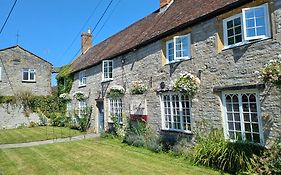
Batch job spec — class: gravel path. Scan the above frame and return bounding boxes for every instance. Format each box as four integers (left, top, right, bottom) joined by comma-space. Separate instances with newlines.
0, 133, 100, 149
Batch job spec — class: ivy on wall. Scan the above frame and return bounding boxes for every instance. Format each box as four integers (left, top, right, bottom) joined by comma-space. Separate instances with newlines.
56, 64, 74, 95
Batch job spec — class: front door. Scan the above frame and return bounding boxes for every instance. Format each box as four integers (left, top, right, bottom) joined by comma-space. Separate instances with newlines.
97, 100, 104, 133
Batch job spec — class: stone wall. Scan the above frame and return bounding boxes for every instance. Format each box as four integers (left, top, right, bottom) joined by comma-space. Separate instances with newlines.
0, 104, 40, 129
69, 0, 281, 145
0, 46, 52, 96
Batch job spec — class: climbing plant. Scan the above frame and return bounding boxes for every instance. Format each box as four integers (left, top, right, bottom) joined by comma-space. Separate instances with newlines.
56, 64, 74, 95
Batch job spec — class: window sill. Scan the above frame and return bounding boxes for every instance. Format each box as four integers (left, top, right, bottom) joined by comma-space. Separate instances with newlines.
101, 79, 113, 83
22, 80, 36, 83
165, 58, 191, 65
222, 37, 271, 51
78, 84, 86, 88
161, 128, 192, 134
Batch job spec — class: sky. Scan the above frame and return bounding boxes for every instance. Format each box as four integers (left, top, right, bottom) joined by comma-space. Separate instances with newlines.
0, 0, 159, 85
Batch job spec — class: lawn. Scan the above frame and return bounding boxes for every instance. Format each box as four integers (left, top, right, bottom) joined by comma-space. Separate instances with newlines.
0, 138, 222, 175
0, 127, 82, 144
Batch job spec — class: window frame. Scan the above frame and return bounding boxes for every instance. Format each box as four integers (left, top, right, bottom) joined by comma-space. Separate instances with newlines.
223, 14, 247, 48
102, 60, 113, 82
222, 3, 271, 49
242, 3, 271, 41
79, 70, 87, 87
78, 100, 87, 118
108, 97, 123, 124
160, 92, 192, 133
222, 90, 264, 145
165, 34, 191, 64
22, 68, 36, 82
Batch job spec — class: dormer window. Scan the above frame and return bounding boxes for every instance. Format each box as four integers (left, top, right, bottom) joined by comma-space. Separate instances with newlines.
22, 68, 36, 82
166, 34, 191, 64
223, 3, 270, 48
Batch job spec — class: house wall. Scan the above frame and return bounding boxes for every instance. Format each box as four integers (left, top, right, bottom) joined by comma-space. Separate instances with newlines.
0, 46, 52, 96
70, 0, 281, 145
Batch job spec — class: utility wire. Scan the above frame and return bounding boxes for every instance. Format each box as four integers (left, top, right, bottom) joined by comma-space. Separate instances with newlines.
0, 0, 18, 35
70, 0, 114, 62
0, 0, 19, 95
94, 0, 121, 40
59, 0, 103, 63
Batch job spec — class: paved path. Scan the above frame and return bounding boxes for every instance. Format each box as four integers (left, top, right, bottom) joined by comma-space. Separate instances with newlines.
0, 133, 100, 149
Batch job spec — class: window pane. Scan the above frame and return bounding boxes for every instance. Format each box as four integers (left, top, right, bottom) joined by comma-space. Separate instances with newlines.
30, 72, 35, 80
228, 37, 235, 45
253, 134, 260, 143
234, 18, 241, 26
23, 72, 28, 80
256, 17, 265, 27
255, 7, 264, 17
245, 10, 254, 18
235, 35, 242, 43
227, 21, 233, 28
257, 27, 266, 36
246, 19, 255, 28
247, 28, 256, 37
227, 29, 234, 36
228, 122, 234, 130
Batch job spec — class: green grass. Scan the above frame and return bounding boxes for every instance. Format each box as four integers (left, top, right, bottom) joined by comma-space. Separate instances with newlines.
0, 138, 222, 175
0, 127, 82, 144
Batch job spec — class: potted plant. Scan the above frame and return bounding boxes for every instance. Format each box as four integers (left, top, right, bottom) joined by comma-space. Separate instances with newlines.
130, 81, 148, 95
107, 85, 125, 98
72, 91, 85, 101
261, 60, 281, 89
173, 72, 200, 97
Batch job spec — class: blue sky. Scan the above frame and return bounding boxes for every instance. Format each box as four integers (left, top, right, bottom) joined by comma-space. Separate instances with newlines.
0, 0, 159, 85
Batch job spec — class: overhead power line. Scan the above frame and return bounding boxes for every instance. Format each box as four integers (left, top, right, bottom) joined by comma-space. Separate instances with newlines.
0, 0, 19, 95
70, 0, 114, 62
0, 0, 18, 35
59, 0, 103, 63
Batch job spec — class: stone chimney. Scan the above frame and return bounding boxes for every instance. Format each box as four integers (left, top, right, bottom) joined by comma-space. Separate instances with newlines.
81, 28, 92, 54
160, 0, 173, 9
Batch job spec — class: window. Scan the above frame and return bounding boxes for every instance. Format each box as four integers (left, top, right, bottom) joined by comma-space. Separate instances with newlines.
78, 101, 87, 117
22, 68, 36, 82
160, 93, 192, 132
166, 34, 191, 63
223, 3, 270, 48
109, 98, 123, 123
79, 70, 86, 87
222, 91, 263, 144
102, 60, 113, 81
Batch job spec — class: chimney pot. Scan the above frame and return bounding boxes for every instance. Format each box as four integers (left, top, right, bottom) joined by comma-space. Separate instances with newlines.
81, 28, 92, 54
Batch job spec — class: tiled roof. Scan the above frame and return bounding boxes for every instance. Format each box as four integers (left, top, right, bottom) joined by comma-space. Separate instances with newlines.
71, 0, 251, 73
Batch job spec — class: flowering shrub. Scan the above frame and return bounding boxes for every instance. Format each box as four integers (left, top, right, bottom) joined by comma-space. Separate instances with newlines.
107, 85, 125, 98
261, 60, 281, 88
130, 81, 148, 95
73, 91, 85, 101
173, 72, 200, 97
59, 93, 71, 101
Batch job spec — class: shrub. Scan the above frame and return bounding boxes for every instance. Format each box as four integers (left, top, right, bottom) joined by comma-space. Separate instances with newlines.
171, 137, 193, 157
28, 121, 38, 128
107, 85, 125, 98
254, 139, 281, 174
261, 60, 281, 89
192, 129, 264, 174
50, 113, 66, 127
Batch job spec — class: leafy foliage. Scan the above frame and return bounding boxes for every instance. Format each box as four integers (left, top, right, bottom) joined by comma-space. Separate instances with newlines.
0, 96, 16, 105
130, 81, 148, 95
261, 60, 281, 89
56, 64, 74, 95
192, 129, 264, 174
107, 85, 125, 98
254, 139, 281, 174
173, 72, 200, 97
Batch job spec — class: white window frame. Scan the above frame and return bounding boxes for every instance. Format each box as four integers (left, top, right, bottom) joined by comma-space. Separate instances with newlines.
222, 90, 264, 145
242, 3, 271, 41
223, 3, 271, 49
108, 98, 123, 124
165, 34, 191, 64
79, 70, 86, 87
160, 92, 192, 133
78, 100, 87, 118
22, 68, 36, 82
102, 60, 113, 82
223, 14, 247, 49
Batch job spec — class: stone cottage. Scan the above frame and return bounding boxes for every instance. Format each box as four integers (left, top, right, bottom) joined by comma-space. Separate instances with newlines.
68, 0, 281, 146
0, 45, 52, 96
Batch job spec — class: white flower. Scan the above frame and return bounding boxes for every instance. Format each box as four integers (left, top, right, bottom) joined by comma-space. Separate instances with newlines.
110, 85, 125, 93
